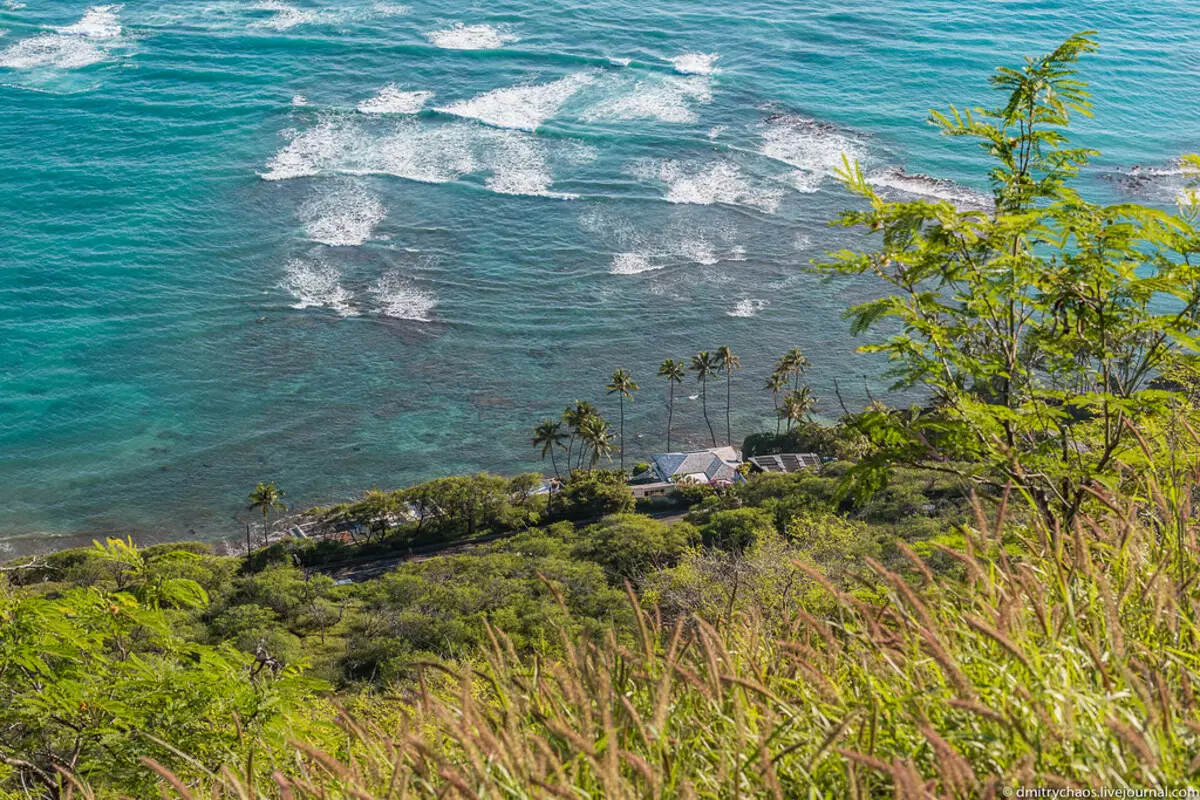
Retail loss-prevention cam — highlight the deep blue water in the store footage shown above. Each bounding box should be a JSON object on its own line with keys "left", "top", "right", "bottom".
{"left": 2, "top": 0, "right": 1198, "bottom": 552}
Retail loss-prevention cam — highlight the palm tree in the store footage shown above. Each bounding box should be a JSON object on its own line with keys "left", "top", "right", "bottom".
{"left": 778, "top": 387, "right": 817, "bottom": 432}
{"left": 247, "top": 481, "right": 286, "bottom": 550}
{"left": 579, "top": 414, "right": 613, "bottom": 471}
{"left": 777, "top": 347, "right": 812, "bottom": 393}
{"left": 690, "top": 351, "right": 720, "bottom": 447}
{"left": 562, "top": 401, "right": 599, "bottom": 473}
{"left": 605, "top": 368, "right": 638, "bottom": 472}
{"left": 716, "top": 345, "right": 740, "bottom": 447}
{"left": 764, "top": 369, "right": 788, "bottom": 435}
{"left": 657, "top": 358, "right": 685, "bottom": 452}
{"left": 531, "top": 419, "right": 567, "bottom": 479}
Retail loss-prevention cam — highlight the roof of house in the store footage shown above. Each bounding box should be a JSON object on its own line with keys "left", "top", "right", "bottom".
{"left": 651, "top": 446, "right": 742, "bottom": 484}
{"left": 748, "top": 453, "right": 822, "bottom": 473}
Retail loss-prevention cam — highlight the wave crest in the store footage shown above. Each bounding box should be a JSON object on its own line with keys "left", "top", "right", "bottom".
{"left": 425, "top": 23, "right": 518, "bottom": 50}
{"left": 369, "top": 272, "right": 437, "bottom": 321}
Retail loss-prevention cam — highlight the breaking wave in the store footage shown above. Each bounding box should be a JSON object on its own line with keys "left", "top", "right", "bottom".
{"left": 867, "top": 166, "right": 991, "bottom": 210}
{"left": 670, "top": 52, "right": 719, "bottom": 75}
{"left": 630, "top": 159, "right": 784, "bottom": 212}
{"left": 424, "top": 23, "right": 518, "bottom": 50}
{"left": 251, "top": 1, "right": 320, "bottom": 31}
{"left": 299, "top": 182, "right": 386, "bottom": 246}
{"left": 580, "top": 74, "right": 712, "bottom": 124}
{"left": 262, "top": 116, "right": 579, "bottom": 199}
{"left": 436, "top": 73, "right": 595, "bottom": 132}
{"left": 369, "top": 272, "right": 437, "bottom": 320}
{"left": 727, "top": 298, "right": 767, "bottom": 317}
{"left": 760, "top": 114, "right": 867, "bottom": 193}
{"left": 0, "top": 5, "right": 122, "bottom": 69}
{"left": 280, "top": 259, "right": 358, "bottom": 316}
{"left": 357, "top": 84, "right": 434, "bottom": 115}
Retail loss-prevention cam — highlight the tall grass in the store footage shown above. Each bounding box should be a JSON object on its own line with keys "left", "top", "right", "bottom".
{"left": 130, "top": 456, "right": 1200, "bottom": 798}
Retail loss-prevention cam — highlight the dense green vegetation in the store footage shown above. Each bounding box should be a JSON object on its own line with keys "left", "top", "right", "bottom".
{"left": 4, "top": 34, "right": 1200, "bottom": 798}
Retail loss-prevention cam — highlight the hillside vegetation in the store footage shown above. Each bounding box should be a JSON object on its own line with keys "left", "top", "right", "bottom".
{"left": 5, "top": 33, "right": 1200, "bottom": 799}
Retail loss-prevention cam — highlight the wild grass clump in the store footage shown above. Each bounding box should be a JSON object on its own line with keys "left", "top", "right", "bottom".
{"left": 138, "top": 457, "right": 1200, "bottom": 799}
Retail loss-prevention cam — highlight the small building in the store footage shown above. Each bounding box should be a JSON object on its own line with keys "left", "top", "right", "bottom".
{"left": 630, "top": 481, "right": 676, "bottom": 500}
{"left": 747, "top": 452, "right": 822, "bottom": 474}
{"left": 650, "top": 446, "right": 744, "bottom": 486}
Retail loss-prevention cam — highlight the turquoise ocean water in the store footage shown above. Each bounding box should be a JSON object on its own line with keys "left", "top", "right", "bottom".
{"left": 2, "top": 0, "right": 1198, "bottom": 552}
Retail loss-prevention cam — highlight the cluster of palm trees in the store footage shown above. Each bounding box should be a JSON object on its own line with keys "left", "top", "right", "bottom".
{"left": 531, "top": 401, "right": 615, "bottom": 480}
{"left": 532, "top": 347, "right": 819, "bottom": 478}
{"left": 764, "top": 347, "right": 816, "bottom": 435}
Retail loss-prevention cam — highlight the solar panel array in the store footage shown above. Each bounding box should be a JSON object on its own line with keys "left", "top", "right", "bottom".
{"left": 749, "top": 453, "right": 822, "bottom": 473}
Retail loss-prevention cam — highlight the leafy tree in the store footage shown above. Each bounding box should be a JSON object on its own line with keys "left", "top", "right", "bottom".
{"left": 248, "top": 481, "right": 287, "bottom": 549}
{"left": 576, "top": 514, "right": 697, "bottom": 582}
{"left": 690, "top": 351, "right": 720, "bottom": 447}
{"left": 699, "top": 507, "right": 776, "bottom": 553}
{"left": 716, "top": 345, "right": 740, "bottom": 447}
{"left": 531, "top": 419, "right": 568, "bottom": 479}
{"left": 0, "top": 572, "right": 325, "bottom": 798}
{"left": 554, "top": 471, "right": 635, "bottom": 521}
{"left": 657, "top": 358, "right": 686, "bottom": 451}
{"left": 819, "top": 32, "right": 1200, "bottom": 525}
{"left": 605, "top": 368, "right": 639, "bottom": 472}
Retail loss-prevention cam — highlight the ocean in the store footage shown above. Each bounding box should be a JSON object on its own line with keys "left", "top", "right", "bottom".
{"left": 2, "top": 0, "right": 1197, "bottom": 553}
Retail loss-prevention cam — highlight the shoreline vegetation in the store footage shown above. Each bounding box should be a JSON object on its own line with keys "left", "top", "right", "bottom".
{"left": 7, "top": 34, "right": 1200, "bottom": 797}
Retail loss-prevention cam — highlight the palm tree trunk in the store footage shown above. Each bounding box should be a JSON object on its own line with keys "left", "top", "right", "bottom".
{"left": 666, "top": 383, "right": 674, "bottom": 452}
{"left": 774, "top": 395, "right": 780, "bottom": 435}
{"left": 565, "top": 434, "right": 574, "bottom": 475}
{"left": 725, "top": 372, "right": 732, "bottom": 447}
{"left": 619, "top": 396, "right": 625, "bottom": 472}
{"left": 549, "top": 447, "right": 560, "bottom": 479}
{"left": 701, "top": 379, "right": 716, "bottom": 446}
{"left": 262, "top": 509, "right": 270, "bottom": 548}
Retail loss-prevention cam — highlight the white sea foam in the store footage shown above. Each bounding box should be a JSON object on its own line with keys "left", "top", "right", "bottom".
{"left": 357, "top": 84, "right": 433, "bottom": 115}
{"left": 581, "top": 74, "right": 711, "bottom": 124}
{"left": 2, "top": 0, "right": 24, "bottom": 10}
{"left": 867, "top": 166, "right": 991, "bottom": 211}
{"left": 608, "top": 56, "right": 632, "bottom": 66}
{"left": 632, "top": 159, "right": 783, "bottom": 213}
{"left": 371, "top": 2, "right": 410, "bottom": 15}
{"left": 482, "top": 133, "right": 574, "bottom": 198}
{"left": 252, "top": 1, "right": 319, "bottom": 31}
{"left": 263, "top": 116, "right": 577, "bottom": 198}
{"left": 280, "top": 259, "right": 357, "bottom": 316}
{"left": 761, "top": 115, "right": 867, "bottom": 193}
{"left": 670, "top": 52, "right": 719, "bottom": 75}
{"left": 291, "top": 94, "right": 308, "bottom": 106}
{"left": 437, "top": 73, "right": 594, "bottom": 132}
{"left": 677, "top": 237, "right": 719, "bottom": 265}
{"left": 369, "top": 271, "right": 436, "bottom": 320}
{"left": 58, "top": 5, "right": 123, "bottom": 38}
{"left": 610, "top": 252, "right": 659, "bottom": 275}
{"left": 0, "top": 35, "right": 107, "bottom": 69}
{"left": 299, "top": 183, "right": 386, "bottom": 246}
{"left": 0, "top": 4, "right": 123, "bottom": 69}
{"left": 425, "top": 23, "right": 517, "bottom": 50}
{"left": 262, "top": 118, "right": 355, "bottom": 181}
{"left": 728, "top": 298, "right": 767, "bottom": 317}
